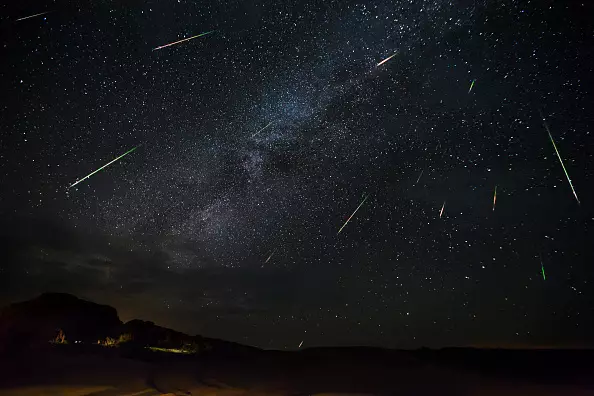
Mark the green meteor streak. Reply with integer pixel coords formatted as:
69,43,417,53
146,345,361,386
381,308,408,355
538,110,580,205
468,79,476,93
541,256,546,280
68,145,140,189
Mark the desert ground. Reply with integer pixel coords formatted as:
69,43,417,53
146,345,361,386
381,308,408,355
1,347,593,395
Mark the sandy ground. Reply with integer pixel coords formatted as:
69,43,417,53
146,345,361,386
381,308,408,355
0,351,593,395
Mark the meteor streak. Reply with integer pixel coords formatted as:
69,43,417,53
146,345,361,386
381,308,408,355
337,194,369,234
540,255,546,280
439,201,446,218
468,79,476,93
68,145,140,189
252,121,273,138
16,11,49,21
376,52,398,67
492,185,497,211
415,170,424,185
264,250,275,264
538,109,580,204
153,30,215,51
298,340,304,348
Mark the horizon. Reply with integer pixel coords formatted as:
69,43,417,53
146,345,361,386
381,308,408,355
3,292,594,352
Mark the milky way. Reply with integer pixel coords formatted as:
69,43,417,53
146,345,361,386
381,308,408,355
1,0,593,349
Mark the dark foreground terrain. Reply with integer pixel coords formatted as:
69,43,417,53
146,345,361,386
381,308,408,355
0,294,593,395
1,345,594,395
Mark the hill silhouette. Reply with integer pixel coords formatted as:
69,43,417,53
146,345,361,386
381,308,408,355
0,293,256,356
0,293,121,352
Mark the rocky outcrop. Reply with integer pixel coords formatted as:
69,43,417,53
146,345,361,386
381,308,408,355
0,293,122,352
123,319,197,348
0,292,260,357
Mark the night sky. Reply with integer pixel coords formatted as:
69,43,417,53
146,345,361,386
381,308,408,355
1,0,593,350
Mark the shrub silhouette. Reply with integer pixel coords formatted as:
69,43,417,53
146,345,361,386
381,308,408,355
118,333,133,344
101,336,117,346
52,328,67,344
